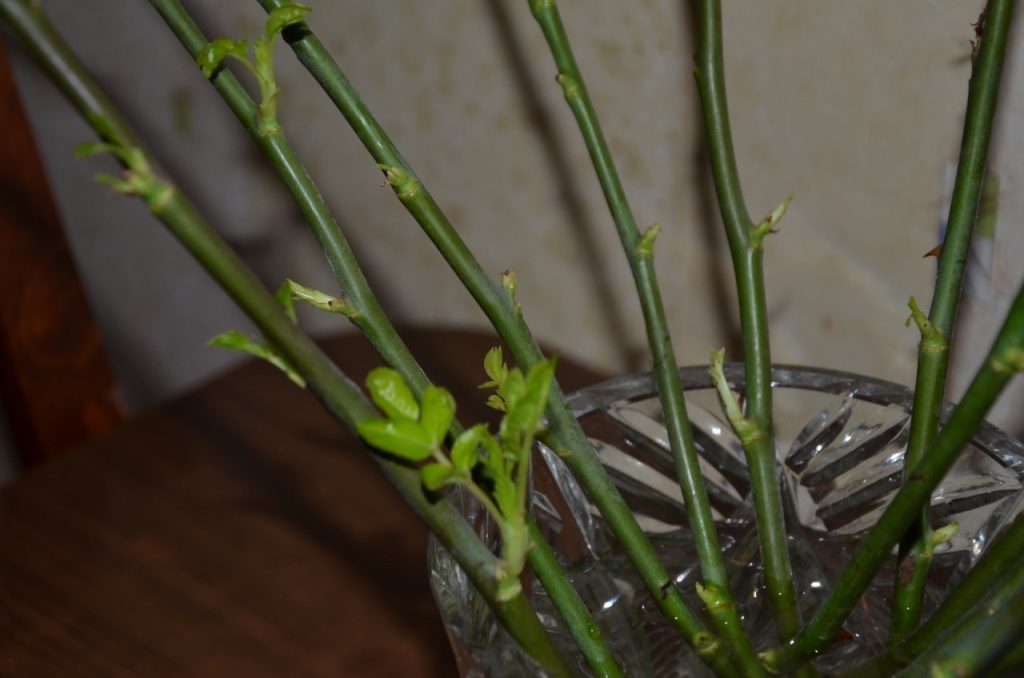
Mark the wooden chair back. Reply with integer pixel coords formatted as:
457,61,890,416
0,39,122,466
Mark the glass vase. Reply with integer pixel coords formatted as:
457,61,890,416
428,365,1024,676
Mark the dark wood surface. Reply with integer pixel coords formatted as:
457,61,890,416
0,39,123,465
0,329,604,677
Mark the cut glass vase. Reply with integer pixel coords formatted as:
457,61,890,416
428,365,1024,676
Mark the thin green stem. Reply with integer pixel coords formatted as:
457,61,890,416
763,280,1024,674
153,187,567,678
464,480,503,526
146,0,430,398
251,0,735,670
141,0,627,671
526,2,760,674
692,0,799,644
843,515,1024,676
891,0,1014,641
0,2,573,673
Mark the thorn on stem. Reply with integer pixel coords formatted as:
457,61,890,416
971,8,988,59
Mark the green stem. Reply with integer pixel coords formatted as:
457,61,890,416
154,188,567,678
897,565,1024,677
843,516,1024,676
251,0,735,670
526,2,761,674
692,0,799,644
990,636,1024,676
146,0,431,399
151,189,568,672
891,0,1014,641
763,280,1024,674
527,520,624,678
0,2,573,673
142,0,627,671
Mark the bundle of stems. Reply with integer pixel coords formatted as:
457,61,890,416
2,0,1023,675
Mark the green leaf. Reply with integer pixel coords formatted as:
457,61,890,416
93,173,134,194
420,385,455,447
356,418,434,461
451,425,487,472
266,3,312,38
482,346,507,387
260,349,306,388
480,429,507,479
365,367,419,421
208,330,305,388
507,359,555,437
421,463,454,491
75,141,141,171
74,141,117,158
274,281,298,323
196,37,249,78
284,279,354,317
492,473,518,519
709,347,741,423
208,329,258,353
485,394,506,412
499,368,526,413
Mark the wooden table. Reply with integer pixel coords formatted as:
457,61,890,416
0,329,603,677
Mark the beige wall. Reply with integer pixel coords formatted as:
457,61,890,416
7,1,1023,436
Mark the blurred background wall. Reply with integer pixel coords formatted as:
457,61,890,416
3,1,1023,478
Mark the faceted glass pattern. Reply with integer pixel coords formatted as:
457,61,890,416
428,366,1024,676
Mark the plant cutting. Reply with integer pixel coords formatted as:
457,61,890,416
1,0,1022,676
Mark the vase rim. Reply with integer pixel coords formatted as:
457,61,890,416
566,363,1024,478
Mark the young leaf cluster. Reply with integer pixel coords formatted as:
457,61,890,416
75,140,171,209
194,2,310,134
357,349,556,592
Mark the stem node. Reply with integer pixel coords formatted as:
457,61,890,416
637,223,661,259
991,347,1024,373
378,163,422,201
749,193,792,250
906,296,949,354
555,72,582,101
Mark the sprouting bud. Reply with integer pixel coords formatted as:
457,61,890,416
637,223,662,259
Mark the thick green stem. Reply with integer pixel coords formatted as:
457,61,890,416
891,0,1014,641
526,2,761,674
844,516,1024,676
0,2,572,674
527,521,624,678
990,637,1024,676
897,565,1024,677
251,0,735,670
692,0,799,644
763,281,1024,674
